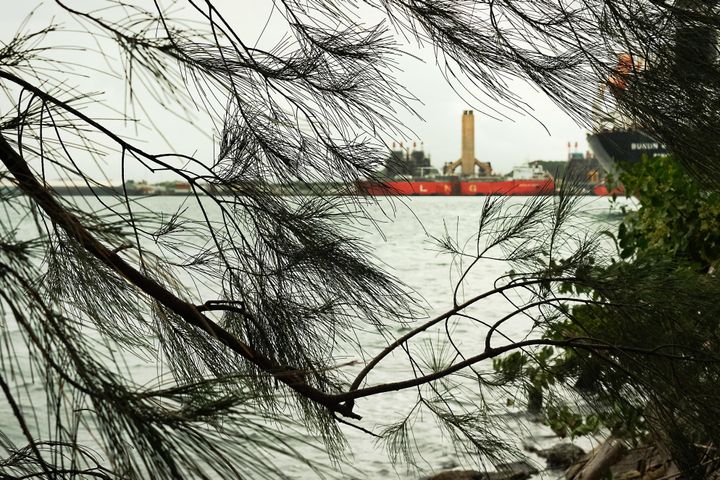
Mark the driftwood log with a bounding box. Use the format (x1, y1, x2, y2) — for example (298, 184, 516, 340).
(566, 438, 627, 480)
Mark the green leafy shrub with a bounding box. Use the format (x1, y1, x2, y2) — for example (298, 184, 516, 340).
(617, 155, 720, 270)
(494, 155, 720, 448)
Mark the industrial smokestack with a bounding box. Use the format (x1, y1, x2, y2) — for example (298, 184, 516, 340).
(444, 110, 492, 176)
(461, 110, 475, 176)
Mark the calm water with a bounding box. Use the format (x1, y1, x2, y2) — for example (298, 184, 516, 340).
(321, 196, 623, 479)
(0, 195, 627, 479)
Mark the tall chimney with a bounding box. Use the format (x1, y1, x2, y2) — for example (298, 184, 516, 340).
(461, 110, 475, 176)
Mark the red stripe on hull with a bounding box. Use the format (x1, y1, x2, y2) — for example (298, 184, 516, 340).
(359, 181, 455, 196)
(358, 179, 555, 196)
(460, 179, 555, 196)
(593, 184, 625, 196)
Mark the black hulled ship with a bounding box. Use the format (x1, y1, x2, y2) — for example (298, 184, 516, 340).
(587, 54, 668, 173)
(587, 129, 668, 173)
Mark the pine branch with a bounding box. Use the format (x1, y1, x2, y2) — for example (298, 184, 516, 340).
(0, 131, 360, 420)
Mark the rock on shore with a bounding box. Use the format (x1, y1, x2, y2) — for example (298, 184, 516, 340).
(525, 442, 586, 470)
(564, 438, 720, 480)
(423, 461, 539, 480)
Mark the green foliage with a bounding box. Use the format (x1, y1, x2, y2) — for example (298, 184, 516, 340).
(544, 402, 645, 440)
(493, 156, 720, 451)
(544, 405, 600, 439)
(617, 155, 720, 269)
(493, 347, 557, 414)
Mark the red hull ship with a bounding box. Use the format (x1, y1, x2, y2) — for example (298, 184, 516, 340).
(460, 178, 554, 196)
(358, 178, 555, 196)
(361, 110, 557, 197)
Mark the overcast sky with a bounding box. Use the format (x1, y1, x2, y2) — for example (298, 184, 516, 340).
(2, 1, 590, 181)
(236, 0, 590, 173)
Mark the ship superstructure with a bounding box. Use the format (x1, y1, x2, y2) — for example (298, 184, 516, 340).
(587, 54, 668, 173)
(384, 142, 435, 178)
(358, 111, 555, 196)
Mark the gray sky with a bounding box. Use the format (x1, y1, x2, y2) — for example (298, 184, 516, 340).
(1, 1, 589, 181)
(235, 0, 590, 173)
